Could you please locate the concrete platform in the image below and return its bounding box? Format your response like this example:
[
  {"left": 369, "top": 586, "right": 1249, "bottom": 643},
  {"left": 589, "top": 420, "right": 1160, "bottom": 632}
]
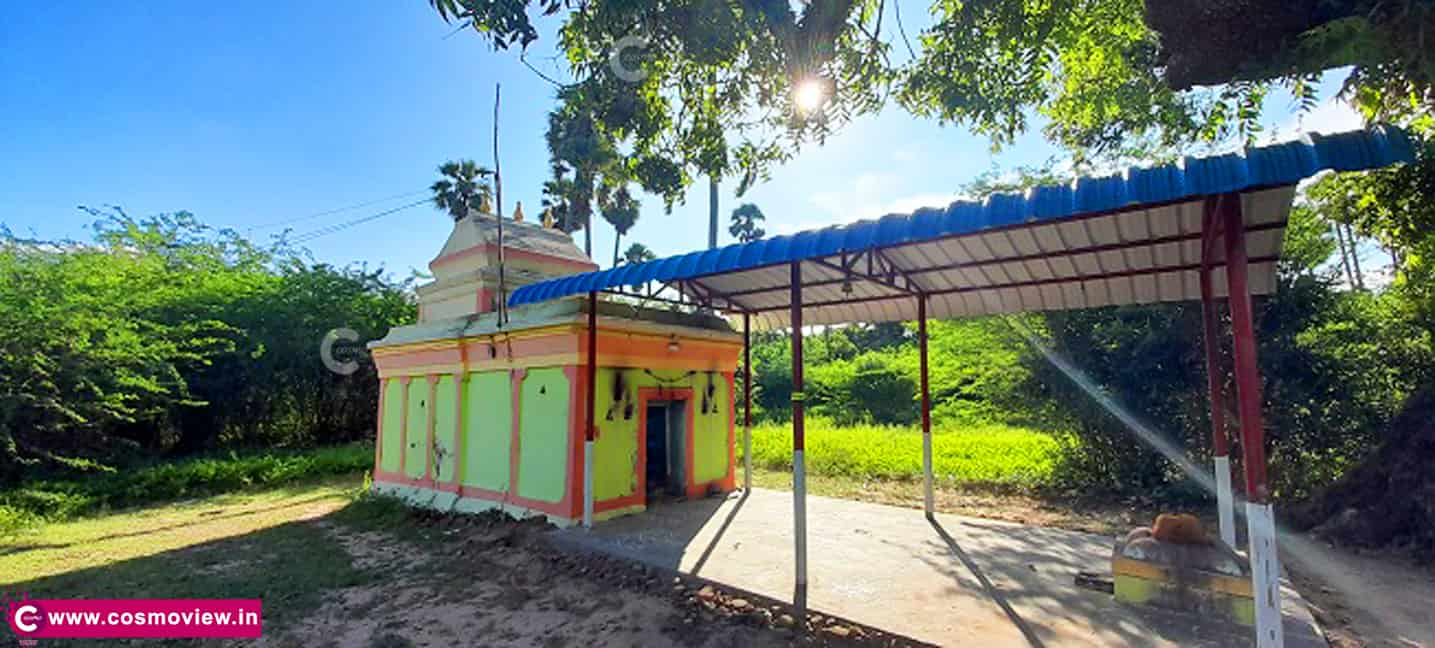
[{"left": 552, "top": 488, "right": 1326, "bottom": 647}]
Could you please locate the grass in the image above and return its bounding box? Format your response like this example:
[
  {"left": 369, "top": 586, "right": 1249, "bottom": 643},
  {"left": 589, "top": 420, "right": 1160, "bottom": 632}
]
[
  {"left": 1, "top": 476, "right": 371, "bottom": 639},
  {"left": 0, "top": 443, "right": 373, "bottom": 536},
  {"left": 746, "top": 418, "right": 1059, "bottom": 491}
]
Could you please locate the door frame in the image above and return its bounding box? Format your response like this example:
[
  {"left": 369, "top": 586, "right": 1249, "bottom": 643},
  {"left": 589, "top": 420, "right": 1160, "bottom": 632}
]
[{"left": 635, "top": 387, "right": 695, "bottom": 505}]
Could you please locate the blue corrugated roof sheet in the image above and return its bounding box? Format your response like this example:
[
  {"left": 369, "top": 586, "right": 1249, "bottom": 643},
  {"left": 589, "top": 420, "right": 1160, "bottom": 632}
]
[{"left": 509, "top": 127, "right": 1415, "bottom": 308}]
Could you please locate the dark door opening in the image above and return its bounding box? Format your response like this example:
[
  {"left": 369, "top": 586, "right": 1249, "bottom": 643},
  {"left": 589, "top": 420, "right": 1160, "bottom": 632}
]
[{"left": 645, "top": 401, "right": 686, "bottom": 501}]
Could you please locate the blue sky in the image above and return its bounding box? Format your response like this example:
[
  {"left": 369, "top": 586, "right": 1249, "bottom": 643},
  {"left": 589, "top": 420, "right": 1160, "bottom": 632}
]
[{"left": 0, "top": 2, "right": 1362, "bottom": 278}]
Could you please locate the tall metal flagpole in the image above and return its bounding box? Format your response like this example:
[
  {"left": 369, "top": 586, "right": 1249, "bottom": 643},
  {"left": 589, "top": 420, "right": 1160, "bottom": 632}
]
[{"left": 493, "top": 83, "right": 507, "bottom": 325}]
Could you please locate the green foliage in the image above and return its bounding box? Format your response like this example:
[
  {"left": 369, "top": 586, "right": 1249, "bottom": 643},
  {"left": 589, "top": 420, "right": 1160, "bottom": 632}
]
[
  {"left": 746, "top": 418, "right": 1058, "bottom": 490},
  {"left": 620, "top": 242, "right": 657, "bottom": 265},
  {"left": 430, "top": 160, "right": 494, "bottom": 221},
  {"left": 598, "top": 180, "right": 641, "bottom": 267},
  {"left": 0, "top": 444, "right": 372, "bottom": 535},
  {"left": 0, "top": 207, "right": 414, "bottom": 486},
  {"left": 728, "top": 202, "right": 766, "bottom": 243},
  {"left": 433, "top": 0, "right": 888, "bottom": 209},
  {"left": 750, "top": 318, "right": 1034, "bottom": 428},
  {"left": 740, "top": 178, "right": 1435, "bottom": 500},
  {"left": 435, "top": 0, "right": 1432, "bottom": 192}
]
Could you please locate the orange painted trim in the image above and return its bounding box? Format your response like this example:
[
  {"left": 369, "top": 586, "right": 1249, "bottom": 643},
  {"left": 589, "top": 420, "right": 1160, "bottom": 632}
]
[
  {"left": 634, "top": 387, "right": 700, "bottom": 502},
  {"left": 371, "top": 470, "right": 575, "bottom": 518},
  {"left": 424, "top": 375, "right": 437, "bottom": 482},
  {"left": 397, "top": 376, "right": 411, "bottom": 477},
  {"left": 373, "top": 346, "right": 463, "bottom": 373},
  {"left": 429, "top": 243, "right": 598, "bottom": 272},
  {"left": 723, "top": 371, "right": 737, "bottom": 489},
  {"left": 464, "top": 334, "right": 579, "bottom": 362},
  {"left": 563, "top": 365, "right": 584, "bottom": 518},
  {"left": 581, "top": 333, "right": 741, "bottom": 371},
  {"left": 449, "top": 371, "right": 464, "bottom": 486},
  {"left": 373, "top": 333, "right": 580, "bottom": 375},
  {"left": 375, "top": 469, "right": 436, "bottom": 490},
  {"left": 375, "top": 377, "right": 388, "bottom": 468},
  {"left": 508, "top": 368, "right": 526, "bottom": 499}
]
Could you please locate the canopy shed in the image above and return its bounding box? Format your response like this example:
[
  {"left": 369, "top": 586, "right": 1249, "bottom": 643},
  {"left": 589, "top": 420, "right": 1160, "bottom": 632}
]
[{"left": 508, "top": 127, "right": 1415, "bottom": 648}]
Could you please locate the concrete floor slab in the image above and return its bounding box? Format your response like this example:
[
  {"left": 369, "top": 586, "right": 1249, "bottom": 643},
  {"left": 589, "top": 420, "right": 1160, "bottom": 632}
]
[{"left": 553, "top": 488, "right": 1325, "bottom": 647}]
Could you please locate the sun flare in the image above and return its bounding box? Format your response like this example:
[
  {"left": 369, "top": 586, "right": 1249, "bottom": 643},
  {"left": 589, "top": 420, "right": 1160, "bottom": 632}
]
[{"left": 794, "top": 78, "right": 827, "bottom": 113}]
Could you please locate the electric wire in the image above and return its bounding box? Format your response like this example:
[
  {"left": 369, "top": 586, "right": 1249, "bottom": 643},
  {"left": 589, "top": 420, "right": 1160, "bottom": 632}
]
[
  {"left": 247, "top": 189, "right": 429, "bottom": 233},
  {"left": 288, "top": 198, "right": 432, "bottom": 244}
]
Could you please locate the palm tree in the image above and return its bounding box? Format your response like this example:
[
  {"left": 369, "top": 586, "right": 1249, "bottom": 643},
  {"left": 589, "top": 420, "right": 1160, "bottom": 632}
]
[
  {"left": 541, "top": 166, "right": 579, "bottom": 235},
  {"left": 545, "top": 92, "right": 618, "bottom": 258},
  {"left": 621, "top": 242, "right": 657, "bottom": 265},
  {"left": 729, "top": 203, "right": 766, "bottom": 243},
  {"left": 430, "top": 160, "right": 494, "bottom": 221},
  {"left": 599, "top": 181, "right": 640, "bottom": 268}
]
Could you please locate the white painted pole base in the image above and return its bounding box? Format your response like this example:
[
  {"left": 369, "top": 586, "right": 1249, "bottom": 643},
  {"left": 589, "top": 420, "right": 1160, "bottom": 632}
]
[
  {"left": 1246, "top": 501, "right": 1284, "bottom": 648},
  {"left": 743, "top": 425, "right": 752, "bottom": 491},
  {"left": 793, "top": 449, "right": 808, "bottom": 621},
  {"left": 582, "top": 439, "right": 594, "bottom": 528},
  {"left": 1214, "top": 455, "right": 1236, "bottom": 548}
]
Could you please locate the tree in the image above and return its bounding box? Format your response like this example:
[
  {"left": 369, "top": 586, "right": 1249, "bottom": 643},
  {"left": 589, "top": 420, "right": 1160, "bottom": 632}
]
[
  {"left": 429, "top": 160, "right": 494, "bottom": 221},
  {"left": 429, "top": 0, "right": 878, "bottom": 239},
  {"left": 545, "top": 89, "right": 620, "bottom": 258},
  {"left": 621, "top": 242, "right": 657, "bottom": 265},
  {"left": 728, "top": 202, "right": 767, "bottom": 243},
  {"left": 598, "top": 181, "right": 641, "bottom": 267},
  {"left": 541, "top": 166, "right": 579, "bottom": 234},
  {"left": 0, "top": 207, "right": 414, "bottom": 483},
  {"left": 434, "top": 0, "right": 1431, "bottom": 171}
]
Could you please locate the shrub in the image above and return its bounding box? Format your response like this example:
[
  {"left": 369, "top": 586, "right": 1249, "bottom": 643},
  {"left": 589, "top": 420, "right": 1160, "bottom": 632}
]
[
  {"left": 746, "top": 418, "right": 1058, "bottom": 491},
  {"left": 0, "top": 443, "right": 372, "bottom": 535}
]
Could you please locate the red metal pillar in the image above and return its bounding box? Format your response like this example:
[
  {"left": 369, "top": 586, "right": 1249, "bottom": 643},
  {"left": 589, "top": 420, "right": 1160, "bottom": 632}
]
[
  {"left": 789, "top": 262, "right": 808, "bottom": 622},
  {"left": 1200, "top": 264, "right": 1237, "bottom": 548},
  {"left": 1221, "top": 194, "right": 1282, "bottom": 647},
  {"left": 582, "top": 291, "right": 598, "bottom": 527},
  {"left": 918, "top": 294, "right": 933, "bottom": 517},
  {"left": 1221, "top": 197, "right": 1268, "bottom": 501},
  {"left": 743, "top": 312, "right": 752, "bottom": 491}
]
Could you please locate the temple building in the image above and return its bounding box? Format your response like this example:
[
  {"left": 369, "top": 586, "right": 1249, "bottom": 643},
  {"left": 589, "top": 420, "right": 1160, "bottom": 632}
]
[{"left": 368, "top": 208, "right": 741, "bottom": 526}]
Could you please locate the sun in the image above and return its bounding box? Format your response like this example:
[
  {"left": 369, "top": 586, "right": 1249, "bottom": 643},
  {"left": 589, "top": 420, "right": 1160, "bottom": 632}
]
[{"left": 793, "top": 78, "right": 827, "bottom": 114}]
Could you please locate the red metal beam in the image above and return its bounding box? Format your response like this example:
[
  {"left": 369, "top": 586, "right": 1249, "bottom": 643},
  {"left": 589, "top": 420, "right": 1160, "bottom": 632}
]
[
  {"left": 791, "top": 262, "right": 805, "bottom": 455},
  {"left": 689, "top": 277, "right": 753, "bottom": 312},
  {"left": 717, "top": 222, "right": 1285, "bottom": 303},
  {"left": 1220, "top": 195, "right": 1270, "bottom": 503},
  {"left": 809, "top": 257, "right": 919, "bottom": 296},
  {"left": 586, "top": 292, "right": 598, "bottom": 444},
  {"left": 603, "top": 185, "right": 1295, "bottom": 292},
  {"left": 743, "top": 312, "right": 752, "bottom": 430},
  {"left": 583, "top": 291, "right": 599, "bottom": 527},
  {"left": 743, "top": 312, "right": 752, "bottom": 490},
  {"left": 1200, "top": 204, "right": 1229, "bottom": 458},
  {"left": 918, "top": 293, "right": 933, "bottom": 516},
  {"left": 789, "top": 261, "right": 809, "bottom": 620},
  {"left": 1200, "top": 270, "right": 1229, "bottom": 458},
  {"left": 872, "top": 248, "right": 926, "bottom": 293},
  {"left": 748, "top": 255, "right": 1281, "bottom": 314}
]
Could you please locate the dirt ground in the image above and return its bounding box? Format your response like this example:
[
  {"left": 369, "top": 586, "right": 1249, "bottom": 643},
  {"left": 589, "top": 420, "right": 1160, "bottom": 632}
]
[
  {"left": 750, "top": 468, "right": 1435, "bottom": 647},
  {"left": 10, "top": 474, "right": 1429, "bottom": 647},
  {"left": 258, "top": 505, "right": 904, "bottom": 648},
  {"left": 1284, "top": 538, "right": 1435, "bottom": 648}
]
